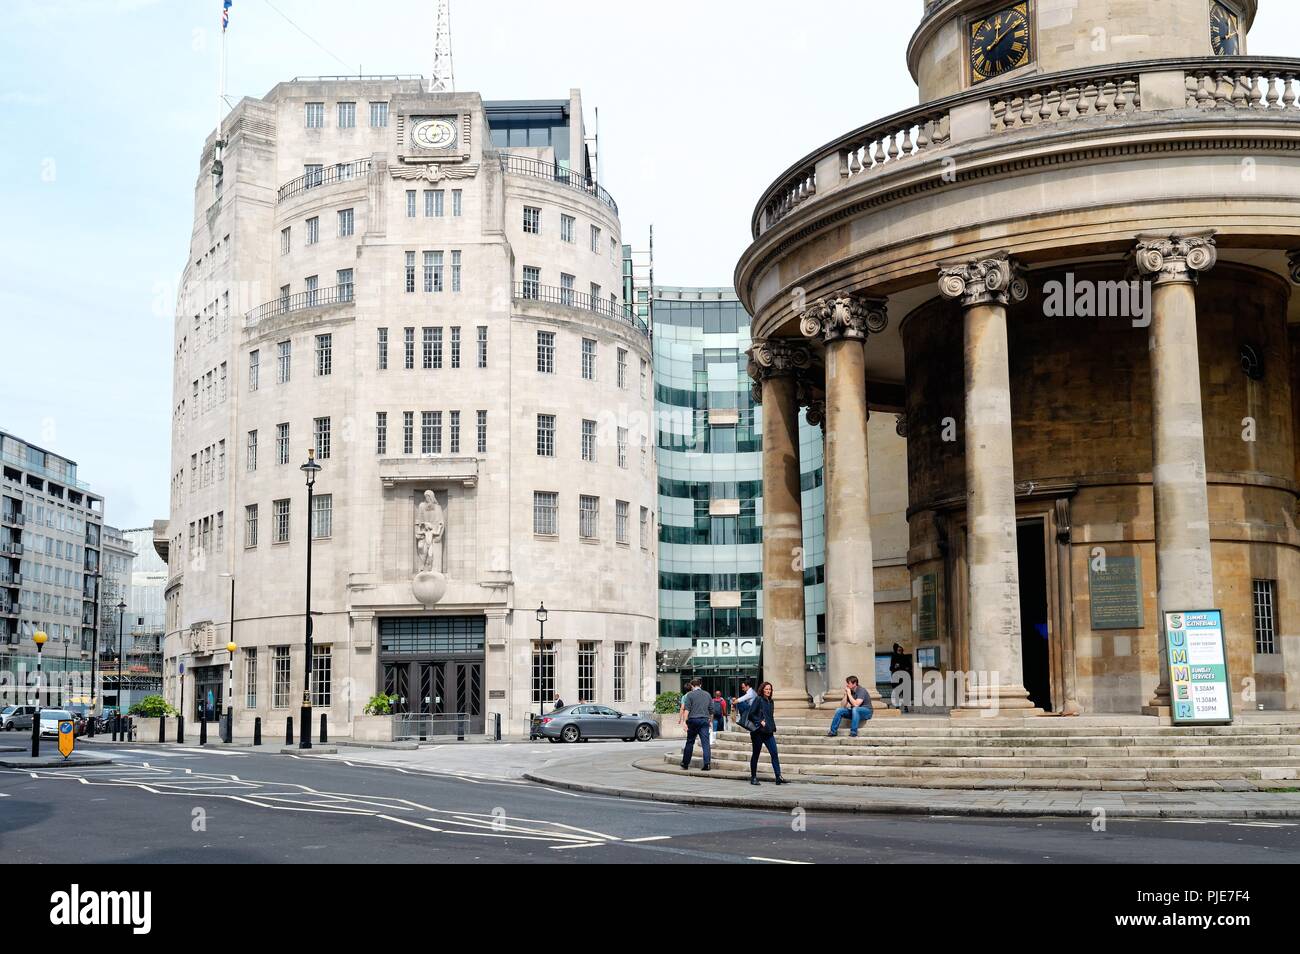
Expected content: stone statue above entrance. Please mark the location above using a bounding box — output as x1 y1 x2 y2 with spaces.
412 489 448 606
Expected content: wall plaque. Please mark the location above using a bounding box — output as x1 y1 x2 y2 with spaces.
1089 555 1143 630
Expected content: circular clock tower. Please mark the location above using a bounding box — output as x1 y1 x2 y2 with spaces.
910 0 1258 101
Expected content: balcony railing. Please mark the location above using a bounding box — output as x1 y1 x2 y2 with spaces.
753 56 1300 237
245 282 354 326
513 282 648 336
499 154 618 216
1 511 24 525
277 158 372 203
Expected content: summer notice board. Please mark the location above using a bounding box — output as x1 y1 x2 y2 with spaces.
1164 609 1233 725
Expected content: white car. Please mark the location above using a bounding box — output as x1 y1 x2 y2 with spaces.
38 709 74 739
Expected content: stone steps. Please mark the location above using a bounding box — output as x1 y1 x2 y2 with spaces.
702 749 1300 769
710 737 1300 755
763 724 1300 738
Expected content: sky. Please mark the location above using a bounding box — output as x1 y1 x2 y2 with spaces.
2 0 1299 531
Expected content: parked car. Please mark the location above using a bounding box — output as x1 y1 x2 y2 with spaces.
1 705 37 731
536 705 657 743
64 704 90 736
38 709 75 739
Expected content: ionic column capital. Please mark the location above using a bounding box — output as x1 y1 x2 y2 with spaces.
1134 233 1217 286
938 252 1029 308
795 377 826 427
799 294 888 343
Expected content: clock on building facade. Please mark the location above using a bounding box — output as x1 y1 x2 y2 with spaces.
411 117 458 150
968 2 1034 85
1210 2 1242 56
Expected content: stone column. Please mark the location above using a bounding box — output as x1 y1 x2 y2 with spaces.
938 253 1038 714
749 338 815 716
799 294 893 709
1135 234 1217 714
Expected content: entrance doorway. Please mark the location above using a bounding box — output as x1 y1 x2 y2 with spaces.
377 616 486 734
1016 520 1052 711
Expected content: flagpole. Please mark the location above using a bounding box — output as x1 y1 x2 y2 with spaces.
216 2 228 178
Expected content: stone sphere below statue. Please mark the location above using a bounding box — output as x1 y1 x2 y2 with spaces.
412 571 447 606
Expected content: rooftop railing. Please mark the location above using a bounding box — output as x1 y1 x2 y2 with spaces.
277 158 372 203
499 154 618 216
513 282 649 336
245 282 353 326
753 56 1300 238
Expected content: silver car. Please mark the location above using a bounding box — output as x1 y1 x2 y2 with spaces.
38 709 74 739
537 704 656 743
1 705 37 730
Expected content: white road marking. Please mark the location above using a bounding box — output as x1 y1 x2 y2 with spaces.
550 842 606 850
748 856 811 865
625 835 671 843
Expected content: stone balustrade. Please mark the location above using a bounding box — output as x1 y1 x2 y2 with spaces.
1185 67 1300 109
991 75 1142 131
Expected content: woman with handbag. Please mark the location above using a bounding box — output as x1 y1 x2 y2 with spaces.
744 681 786 786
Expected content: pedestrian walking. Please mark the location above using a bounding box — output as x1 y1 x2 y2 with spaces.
742 681 785 786
678 678 713 771
731 678 756 724
710 690 727 739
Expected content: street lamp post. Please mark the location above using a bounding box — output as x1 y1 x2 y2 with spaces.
225 641 238 743
116 599 126 734
88 571 102 735
31 630 47 758
536 603 548 715
299 448 321 750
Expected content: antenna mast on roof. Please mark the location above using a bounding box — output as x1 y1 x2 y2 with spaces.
430 0 455 93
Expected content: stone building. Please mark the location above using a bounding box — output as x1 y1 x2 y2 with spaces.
159 79 657 737
736 0 1300 716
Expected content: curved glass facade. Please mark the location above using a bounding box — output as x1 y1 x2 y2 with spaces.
654 288 825 690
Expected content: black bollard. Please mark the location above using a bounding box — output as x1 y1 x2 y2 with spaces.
177 715 185 745
253 716 262 746
199 715 207 745
30 709 40 758
223 705 233 744
320 713 328 744
285 716 293 746
159 715 166 744
87 714 96 738
457 714 466 742
493 712 501 742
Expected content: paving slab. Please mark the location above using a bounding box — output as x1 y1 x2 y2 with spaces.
0 752 114 768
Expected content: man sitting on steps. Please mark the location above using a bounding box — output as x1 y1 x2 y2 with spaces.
828 675 873 738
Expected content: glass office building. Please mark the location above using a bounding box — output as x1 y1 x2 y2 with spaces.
654 287 825 697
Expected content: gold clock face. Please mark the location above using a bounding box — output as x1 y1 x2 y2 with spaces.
411 117 457 150
1210 2 1241 56
969 2 1033 85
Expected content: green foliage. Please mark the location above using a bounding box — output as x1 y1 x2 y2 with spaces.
363 692 399 716
653 691 682 715
129 694 176 718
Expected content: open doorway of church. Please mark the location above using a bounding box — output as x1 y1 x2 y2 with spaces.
1017 520 1052 712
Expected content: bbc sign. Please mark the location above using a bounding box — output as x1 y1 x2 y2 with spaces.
694 638 759 659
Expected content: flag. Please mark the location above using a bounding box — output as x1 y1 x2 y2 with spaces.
222 0 232 31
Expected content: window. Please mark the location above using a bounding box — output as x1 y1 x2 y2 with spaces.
451 250 461 292
422 327 434 369
315 334 332 376
311 494 332 540
590 224 601 253
304 164 323 188
477 326 488 368
311 645 332 706
640 358 648 398
305 102 324 128
1253 580 1277 654
421 411 442 454
376 411 388 455
450 326 461 368
244 504 258 548
306 216 319 245
590 283 601 311
531 641 556 705
246 429 258 472
280 227 290 255
616 500 629 544
424 251 443 292
403 411 414 454
449 410 461 453
249 349 260 391
244 648 257 708
476 410 487 454
405 251 416 292
613 643 628 703
523 206 541 234
560 272 575 306
406 191 416 219
377 327 389 370
579 495 599 539
581 338 596 380
273 499 290 544
582 419 597 462
611 236 618 265
560 214 575 243
369 101 389 127
277 340 291 384
337 101 355 128
522 265 540 299
425 189 444 218
273 646 291 708
216 511 225 552
617 427 628 469
533 491 558 535
536 414 555 457
314 416 331 460
279 284 290 309
404 327 415 369
452 189 462 216
640 507 650 549
537 331 555 373
338 208 354 237
617 348 627 389
276 423 290 465
337 268 353 301
578 642 597 703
